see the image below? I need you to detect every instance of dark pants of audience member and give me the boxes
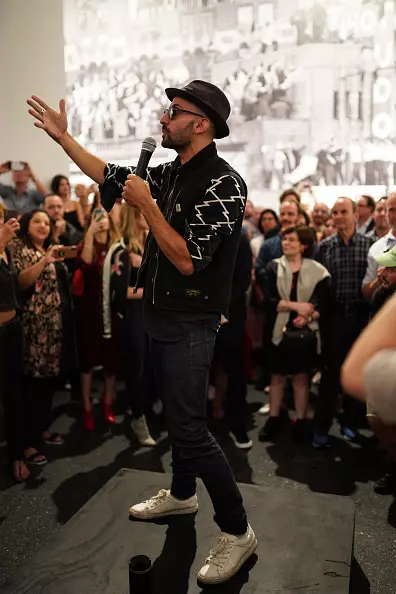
[215,317,247,432]
[124,301,146,419]
[148,321,248,536]
[60,308,80,402]
[0,317,25,461]
[314,311,369,436]
[24,376,58,449]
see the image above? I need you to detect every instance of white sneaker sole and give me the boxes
[258,404,270,415]
[129,504,198,519]
[197,536,258,585]
[229,432,253,450]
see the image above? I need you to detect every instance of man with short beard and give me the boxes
[27,80,256,585]
[311,202,329,240]
[313,197,373,448]
[44,193,82,247]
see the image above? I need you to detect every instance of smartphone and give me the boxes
[93,207,105,221]
[8,161,26,172]
[4,209,19,222]
[56,246,78,259]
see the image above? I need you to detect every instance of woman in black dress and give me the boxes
[259,226,331,443]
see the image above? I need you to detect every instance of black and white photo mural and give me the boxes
[63,0,396,205]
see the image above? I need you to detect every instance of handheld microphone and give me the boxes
[135,137,157,179]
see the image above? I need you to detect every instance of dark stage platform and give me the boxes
[3,469,355,594]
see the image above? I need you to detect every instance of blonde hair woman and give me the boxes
[103,203,155,446]
[74,207,121,430]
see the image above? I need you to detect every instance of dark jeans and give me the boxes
[314,312,368,435]
[148,322,248,536]
[124,302,145,419]
[0,316,25,461]
[24,375,58,449]
[215,319,247,430]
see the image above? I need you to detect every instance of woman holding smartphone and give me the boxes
[74,207,120,430]
[10,209,69,466]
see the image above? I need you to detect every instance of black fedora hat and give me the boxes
[165,80,230,139]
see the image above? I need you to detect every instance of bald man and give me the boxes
[313,197,373,448]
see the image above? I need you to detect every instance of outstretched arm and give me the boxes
[27,95,107,184]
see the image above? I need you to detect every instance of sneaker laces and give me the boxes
[146,489,169,509]
[205,535,234,568]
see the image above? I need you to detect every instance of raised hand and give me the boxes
[0,218,20,245]
[27,96,68,142]
[44,244,65,264]
[88,216,107,236]
[0,161,10,175]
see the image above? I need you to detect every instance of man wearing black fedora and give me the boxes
[27,80,257,585]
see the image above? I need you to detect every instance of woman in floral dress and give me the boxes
[11,209,67,466]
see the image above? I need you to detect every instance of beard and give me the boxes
[161,121,194,149]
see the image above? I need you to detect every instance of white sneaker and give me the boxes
[258,403,270,415]
[131,415,156,447]
[198,524,257,585]
[129,489,198,519]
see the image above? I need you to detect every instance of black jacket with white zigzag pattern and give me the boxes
[101,142,247,316]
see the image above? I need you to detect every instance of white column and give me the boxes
[0,0,69,187]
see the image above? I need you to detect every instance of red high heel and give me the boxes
[83,409,94,431]
[102,398,115,424]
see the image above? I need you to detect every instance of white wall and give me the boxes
[0,0,69,188]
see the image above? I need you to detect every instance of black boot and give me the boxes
[292,419,308,445]
[258,416,283,442]
[374,463,396,495]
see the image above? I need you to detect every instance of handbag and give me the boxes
[280,325,317,359]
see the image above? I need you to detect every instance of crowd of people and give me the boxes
[66,56,295,145]
[1,163,396,497]
[67,61,190,144]
[0,165,155,482]
[223,60,294,121]
[260,138,396,191]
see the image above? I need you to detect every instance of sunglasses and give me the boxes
[163,106,206,120]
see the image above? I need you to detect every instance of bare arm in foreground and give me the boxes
[342,293,396,401]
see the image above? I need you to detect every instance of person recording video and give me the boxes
[0,160,48,213]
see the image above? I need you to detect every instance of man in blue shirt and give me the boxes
[255,199,300,289]
[0,161,47,213]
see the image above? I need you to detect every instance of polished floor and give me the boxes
[0,385,395,593]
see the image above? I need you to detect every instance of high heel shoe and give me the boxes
[83,409,95,431]
[102,398,116,424]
